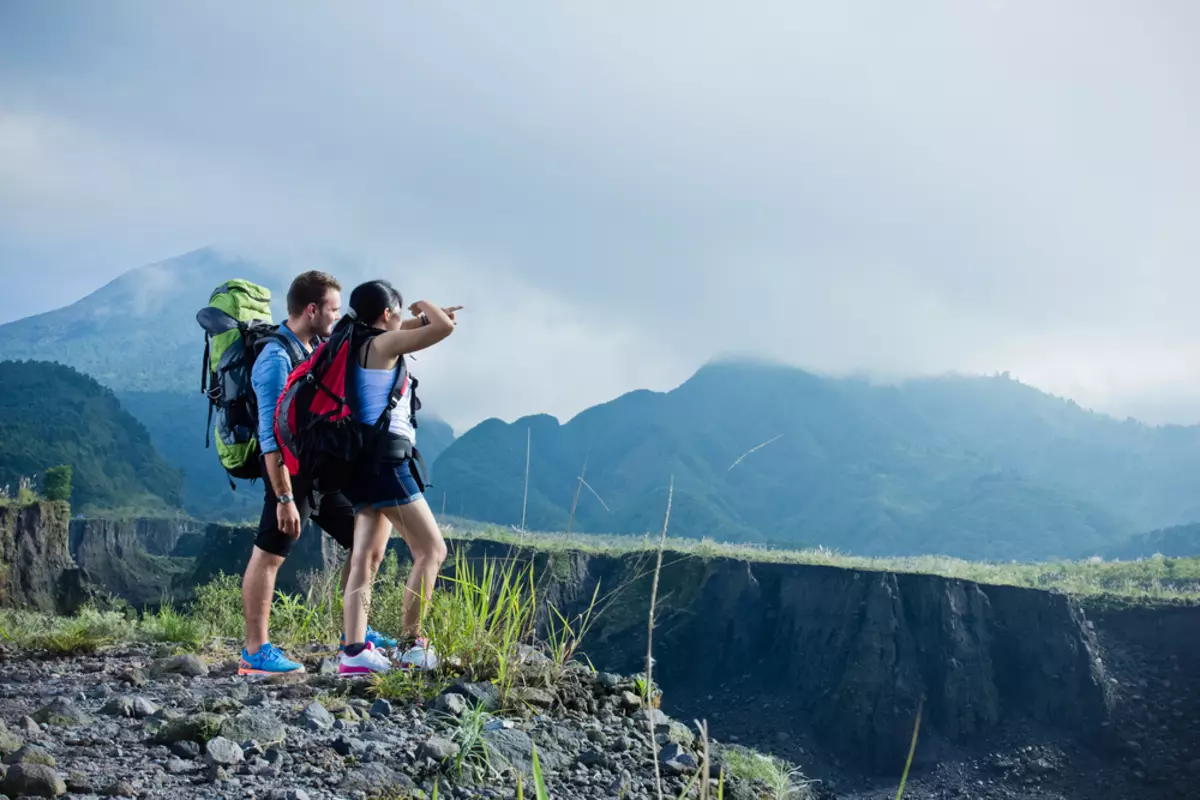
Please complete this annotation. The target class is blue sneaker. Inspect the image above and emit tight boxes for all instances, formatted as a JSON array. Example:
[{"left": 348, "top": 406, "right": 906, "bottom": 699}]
[
  {"left": 339, "top": 626, "right": 398, "bottom": 651},
  {"left": 239, "top": 642, "right": 305, "bottom": 676}
]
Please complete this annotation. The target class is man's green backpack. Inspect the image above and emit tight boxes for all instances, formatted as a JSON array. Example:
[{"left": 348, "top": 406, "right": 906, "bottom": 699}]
[{"left": 196, "top": 280, "right": 304, "bottom": 486}]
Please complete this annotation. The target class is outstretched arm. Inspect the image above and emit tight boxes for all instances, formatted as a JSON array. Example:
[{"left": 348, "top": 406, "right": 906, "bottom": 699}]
[{"left": 373, "top": 301, "right": 458, "bottom": 359}]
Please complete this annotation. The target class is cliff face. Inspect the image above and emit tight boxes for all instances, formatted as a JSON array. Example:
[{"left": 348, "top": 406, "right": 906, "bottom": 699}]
[
  {"left": 425, "top": 540, "right": 1116, "bottom": 773},
  {"left": 67, "top": 518, "right": 201, "bottom": 608},
  {"left": 183, "top": 520, "right": 335, "bottom": 597},
  {"left": 0, "top": 502, "right": 91, "bottom": 613}
]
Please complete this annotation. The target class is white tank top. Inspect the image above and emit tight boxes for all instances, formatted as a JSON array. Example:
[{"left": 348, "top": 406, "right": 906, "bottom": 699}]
[{"left": 353, "top": 360, "right": 415, "bottom": 445}]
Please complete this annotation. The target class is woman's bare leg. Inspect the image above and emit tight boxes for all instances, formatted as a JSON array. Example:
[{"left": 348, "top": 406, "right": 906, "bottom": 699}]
[
  {"left": 342, "top": 509, "right": 391, "bottom": 645},
  {"left": 381, "top": 496, "right": 447, "bottom": 638}
]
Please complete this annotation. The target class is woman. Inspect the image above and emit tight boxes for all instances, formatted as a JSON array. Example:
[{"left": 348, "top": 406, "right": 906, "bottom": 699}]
[{"left": 336, "top": 279, "right": 459, "bottom": 675}]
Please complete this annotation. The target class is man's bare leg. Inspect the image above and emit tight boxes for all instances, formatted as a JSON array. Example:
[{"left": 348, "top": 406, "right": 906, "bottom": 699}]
[{"left": 243, "top": 545, "right": 285, "bottom": 654}]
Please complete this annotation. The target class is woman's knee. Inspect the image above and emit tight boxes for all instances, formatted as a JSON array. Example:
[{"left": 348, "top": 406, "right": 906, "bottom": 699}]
[{"left": 351, "top": 544, "right": 386, "bottom": 573}]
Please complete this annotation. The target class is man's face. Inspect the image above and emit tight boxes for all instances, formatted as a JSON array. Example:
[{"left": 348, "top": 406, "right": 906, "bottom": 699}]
[{"left": 312, "top": 289, "right": 342, "bottom": 337}]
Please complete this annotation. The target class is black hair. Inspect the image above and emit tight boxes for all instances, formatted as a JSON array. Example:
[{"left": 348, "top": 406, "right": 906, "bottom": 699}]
[{"left": 334, "top": 279, "right": 403, "bottom": 332}]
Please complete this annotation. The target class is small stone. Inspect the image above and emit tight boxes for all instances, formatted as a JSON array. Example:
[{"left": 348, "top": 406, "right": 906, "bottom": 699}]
[
  {"left": 660, "top": 742, "right": 697, "bottom": 775},
  {"left": 368, "top": 699, "right": 393, "bottom": 718},
  {"left": 3, "top": 745, "right": 56, "bottom": 767},
  {"left": 318, "top": 659, "right": 338, "bottom": 675},
  {"left": 447, "top": 681, "right": 500, "bottom": 712},
  {"left": 435, "top": 692, "right": 469, "bottom": 717},
  {"left": 151, "top": 653, "right": 209, "bottom": 677},
  {"left": 656, "top": 721, "right": 695, "bottom": 748},
  {"left": 0, "top": 726, "right": 22, "bottom": 757},
  {"left": 220, "top": 709, "right": 286, "bottom": 745},
  {"left": 418, "top": 737, "right": 459, "bottom": 762},
  {"left": 33, "top": 698, "right": 94, "bottom": 727},
  {"left": 1, "top": 762, "right": 67, "bottom": 797},
  {"left": 170, "top": 740, "right": 202, "bottom": 759},
  {"left": 578, "top": 749, "right": 610, "bottom": 767},
  {"left": 167, "top": 757, "right": 198, "bottom": 774},
  {"left": 18, "top": 717, "right": 41, "bottom": 736},
  {"left": 597, "top": 672, "right": 622, "bottom": 689},
  {"left": 513, "top": 687, "right": 555, "bottom": 709},
  {"left": 119, "top": 668, "right": 148, "bottom": 687},
  {"left": 100, "top": 696, "right": 136, "bottom": 718},
  {"left": 332, "top": 736, "right": 366, "bottom": 757},
  {"left": 300, "top": 702, "right": 334, "bottom": 732},
  {"left": 131, "top": 696, "right": 159, "bottom": 719},
  {"left": 1029, "top": 758, "right": 1057, "bottom": 775},
  {"left": 621, "top": 691, "right": 643, "bottom": 710},
  {"left": 65, "top": 770, "right": 92, "bottom": 793},
  {"left": 205, "top": 736, "right": 244, "bottom": 767},
  {"left": 198, "top": 696, "right": 244, "bottom": 715},
  {"left": 103, "top": 780, "right": 137, "bottom": 797}
]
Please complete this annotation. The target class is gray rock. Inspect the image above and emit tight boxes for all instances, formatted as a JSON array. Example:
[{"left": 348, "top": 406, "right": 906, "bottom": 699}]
[
  {"left": 167, "top": 757, "right": 198, "bottom": 774},
  {"left": 435, "top": 692, "right": 469, "bottom": 717},
  {"left": 119, "top": 668, "right": 148, "bottom": 687},
  {"left": 513, "top": 687, "right": 555, "bottom": 709},
  {"left": 656, "top": 720, "right": 695, "bottom": 748},
  {"left": 578, "top": 749, "right": 611, "bottom": 768},
  {"left": 2, "top": 745, "right": 55, "bottom": 767},
  {"left": 597, "top": 672, "right": 623, "bottom": 689},
  {"left": 151, "top": 654, "right": 209, "bottom": 677},
  {"left": 170, "top": 740, "right": 202, "bottom": 759},
  {"left": 318, "top": 658, "right": 338, "bottom": 675},
  {"left": 65, "top": 770, "right": 92, "bottom": 793},
  {"left": 131, "top": 696, "right": 159, "bottom": 719},
  {"left": 482, "top": 727, "right": 567, "bottom": 777},
  {"left": 103, "top": 780, "right": 137, "bottom": 797},
  {"left": 17, "top": 717, "right": 41, "bottom": 736},
  {"left": 659, "top": 742, "right": 697, "bottom": 775},
  {"left": 341, "top": 763, "right": 411, "bottom": 795},
  {"left": 0, "top": 763, "right": 66, "bottom": 797},
  {"left": 33, "top": 697, "right": 94, "bottom": 727},
  {"left": 368, "top": 699, "right": 393, "bottom": 718},
  {"left": 100, "top": 696, "right": 136, "bottom": 718},
  {"left": 418, "top": 737, "right": 460, "bottom": 762},
  {"left": 300, "top": 701, "right": 334, "bottom": 732},
  {"left": 0, "top": 722, "right": 22, "bottom": 756},
  {"left": 205, "top": 736, "right": 244, "bottom": 767},
  {"left": 220, "top": 709, "right": 286, "bottom": 745},
  {"left": 332, "top": 736, "right": 367, "bottom": 757},
  {"left": 151, "top": 712, "right": 226, "bottom": 744},
  {"left": 621, "top": 691, "right": 643, "bottom": 710},
  {"left": 447, "top": 681, "right": 500, "bottom": 712},
  {"left": 198, "top": 696, "right": 244, "bottom": 715}
]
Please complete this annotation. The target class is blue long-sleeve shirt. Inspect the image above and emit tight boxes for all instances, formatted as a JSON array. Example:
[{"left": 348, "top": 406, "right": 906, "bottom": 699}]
[{"left": 252, "top": 322, "right": 310, "bottom": 455}]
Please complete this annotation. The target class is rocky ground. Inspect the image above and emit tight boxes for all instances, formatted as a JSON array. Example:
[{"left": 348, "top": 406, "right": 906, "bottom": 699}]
[
  {"left": 1, "top": 633, "right": 1196, "bottom": 800},
  {"left": 0, "top": 641, "right": 791, "bottom": 800}
]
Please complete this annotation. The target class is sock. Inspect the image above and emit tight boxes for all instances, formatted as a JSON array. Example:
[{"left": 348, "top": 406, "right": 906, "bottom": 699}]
[{"left": 344, "top": 642, "right": 368, "bottom": 657}]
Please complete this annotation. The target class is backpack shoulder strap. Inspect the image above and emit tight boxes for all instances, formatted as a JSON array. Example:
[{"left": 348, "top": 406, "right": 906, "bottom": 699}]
[{"left": 254, "top": 329, "right": 307, "bottom": 370}]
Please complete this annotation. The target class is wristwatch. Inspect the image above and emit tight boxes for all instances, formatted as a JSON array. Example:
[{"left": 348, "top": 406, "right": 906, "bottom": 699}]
[
  {"left": 277, "top": 493, "right": 294, "bottom": 505},
  {"left": 419, "top": 312, "right": 430, "bottom": 326}
]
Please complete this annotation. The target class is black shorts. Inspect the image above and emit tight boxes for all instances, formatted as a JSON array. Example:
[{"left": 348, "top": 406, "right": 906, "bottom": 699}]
[{"left": 255, "top": 475, "right": 355, "bottom": 558}]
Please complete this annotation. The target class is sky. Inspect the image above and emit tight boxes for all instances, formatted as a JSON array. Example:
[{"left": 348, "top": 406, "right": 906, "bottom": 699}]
[{"left": 1, "top": 1, "right": 1199, "bottom": 430}]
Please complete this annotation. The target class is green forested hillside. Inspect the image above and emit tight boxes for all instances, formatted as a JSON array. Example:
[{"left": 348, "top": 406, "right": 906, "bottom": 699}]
[
  {"left": 432, "top": 361, "right": 1196, "bottom": 561},
  {"left": 1102, "top": 523, "right": 1200, "bottom": 560},
  {"left": 0, "top": 360, "right": 183, "bottom": 512}
]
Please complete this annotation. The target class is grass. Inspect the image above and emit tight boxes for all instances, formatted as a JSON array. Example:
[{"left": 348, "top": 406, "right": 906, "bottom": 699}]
[
  {"left": 0, "top": 606, "right": 128, "bottom": 654},
  {"left": 442, "top": 520, "right": 1200, "bottom": 604},
  {"left": 719, "top": 744, "right": 814, "bottom": 799}
]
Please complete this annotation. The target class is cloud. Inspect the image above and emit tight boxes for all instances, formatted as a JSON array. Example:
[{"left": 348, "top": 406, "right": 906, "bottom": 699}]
[{"left": 1, "top": 1, "right": 1199, "bottom": 425}]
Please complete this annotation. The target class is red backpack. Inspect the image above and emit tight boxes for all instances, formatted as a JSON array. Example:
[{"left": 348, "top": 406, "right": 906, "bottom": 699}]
[{"left": 273, "top": 320, "right": 421, "bottom": 488}]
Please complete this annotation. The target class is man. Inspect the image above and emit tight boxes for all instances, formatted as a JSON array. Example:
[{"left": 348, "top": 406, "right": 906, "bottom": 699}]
[{"left": 238, "top": 270, "right": 397, "bottom": 675}]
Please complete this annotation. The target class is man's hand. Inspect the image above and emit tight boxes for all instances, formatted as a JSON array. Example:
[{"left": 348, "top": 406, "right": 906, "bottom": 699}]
[{"left": 277, "top": 501, "right": 302, "bottom": 539}]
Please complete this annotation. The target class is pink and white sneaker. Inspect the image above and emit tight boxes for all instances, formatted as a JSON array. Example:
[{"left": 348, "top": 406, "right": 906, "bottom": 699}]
[{"left": 338, "top": 641, "right": 393, "bottom": 675}]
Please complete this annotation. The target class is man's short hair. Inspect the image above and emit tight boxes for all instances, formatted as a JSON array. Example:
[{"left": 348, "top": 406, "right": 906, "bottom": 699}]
[{"left": 286, "top": 270, "right": 341, "bottom": 315}]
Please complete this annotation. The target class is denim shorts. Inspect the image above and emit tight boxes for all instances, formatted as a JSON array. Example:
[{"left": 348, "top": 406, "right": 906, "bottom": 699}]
[{"left": 345, "top": 460, "right": 424, "bottom": 514}]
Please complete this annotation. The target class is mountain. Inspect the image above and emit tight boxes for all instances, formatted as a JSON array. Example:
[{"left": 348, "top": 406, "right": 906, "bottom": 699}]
[
  {"left": 432, "top": 360, "right": 1200, "bottom": 561},
  {"left": 1101, "top": 523, "right": 1200, "bottom": 560},
  {"left": 0, "top": 360, "right": 182, "bottom": 513},
  {"left": 0, "top": 247, "right": 457, "bottom": 519}
]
